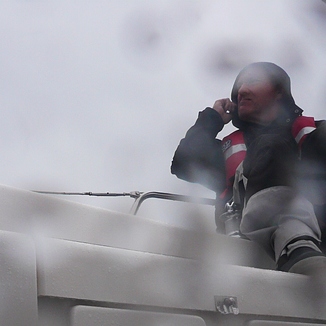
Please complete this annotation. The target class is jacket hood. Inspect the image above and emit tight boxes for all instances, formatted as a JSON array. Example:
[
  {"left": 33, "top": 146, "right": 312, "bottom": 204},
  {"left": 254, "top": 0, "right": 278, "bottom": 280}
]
[{"left": 230, "top": 62, "right": 303, "bottom": 130}]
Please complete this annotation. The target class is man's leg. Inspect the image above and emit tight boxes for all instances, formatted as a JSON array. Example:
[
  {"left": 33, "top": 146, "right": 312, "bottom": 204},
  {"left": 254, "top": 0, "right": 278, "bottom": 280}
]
[{"left": 240, "top": 133, "right": 326, "bottom": 275}]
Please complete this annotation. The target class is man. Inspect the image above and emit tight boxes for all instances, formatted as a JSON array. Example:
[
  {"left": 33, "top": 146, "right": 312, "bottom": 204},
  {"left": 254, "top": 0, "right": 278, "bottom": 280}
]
[{"left": 171, "top": 62, "right": 326, "bottom": 276}]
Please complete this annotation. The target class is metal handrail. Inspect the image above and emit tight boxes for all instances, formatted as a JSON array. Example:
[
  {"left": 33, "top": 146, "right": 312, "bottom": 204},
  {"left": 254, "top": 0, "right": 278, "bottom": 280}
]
[
  {"left": 33, "top": 189, "right": 216, "bottom": 216},
  {"left": 129, "top": 191, "right": 216, "bottom": 215}
]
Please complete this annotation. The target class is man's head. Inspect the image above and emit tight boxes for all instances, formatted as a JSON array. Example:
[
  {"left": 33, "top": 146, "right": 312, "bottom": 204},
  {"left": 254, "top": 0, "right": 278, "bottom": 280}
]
[{"left": 231, "top": 62, "right": 302, "bottom": 126}]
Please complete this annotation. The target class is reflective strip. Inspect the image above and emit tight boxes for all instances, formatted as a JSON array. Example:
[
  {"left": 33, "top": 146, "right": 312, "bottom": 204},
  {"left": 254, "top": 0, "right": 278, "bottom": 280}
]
[
  {"left": 294, "top": 126, "right": 316, "bottom": 144},
  {"left": 224, "top": 143, "right": 247, "bottom": 160}
]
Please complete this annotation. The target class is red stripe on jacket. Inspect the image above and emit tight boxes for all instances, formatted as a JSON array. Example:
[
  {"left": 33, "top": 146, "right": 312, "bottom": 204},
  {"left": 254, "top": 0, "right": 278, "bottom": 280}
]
[{"left": 219, "top": 116, "right": 316, "bottom": 199}]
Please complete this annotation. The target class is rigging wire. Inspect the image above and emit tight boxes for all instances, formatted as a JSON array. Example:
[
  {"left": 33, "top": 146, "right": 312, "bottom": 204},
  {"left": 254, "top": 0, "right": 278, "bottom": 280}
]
[{"left": 33, "top": 190, "right": 143, "bottom": 199}]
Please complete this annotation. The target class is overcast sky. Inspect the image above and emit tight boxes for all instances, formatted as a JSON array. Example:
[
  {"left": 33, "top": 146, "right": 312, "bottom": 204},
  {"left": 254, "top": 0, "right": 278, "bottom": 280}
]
[{"left": 1, "top": 0, "right": 326, "bottom": 227}]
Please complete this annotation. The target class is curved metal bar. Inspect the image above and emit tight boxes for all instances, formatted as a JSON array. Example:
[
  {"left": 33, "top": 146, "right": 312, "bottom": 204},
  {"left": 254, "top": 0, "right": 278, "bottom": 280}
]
[{"left": 129, "top": 191, "right": 216, "bottom": 215}]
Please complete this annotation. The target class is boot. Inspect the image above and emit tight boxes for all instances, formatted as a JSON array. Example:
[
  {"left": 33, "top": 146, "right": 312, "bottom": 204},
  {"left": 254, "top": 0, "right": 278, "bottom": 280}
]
[
  {"left": 288, "top": 255, "right": 326, "bottom": 278},
  {"left": 283, "top": 247, "right": 326, "bottom": 280}
]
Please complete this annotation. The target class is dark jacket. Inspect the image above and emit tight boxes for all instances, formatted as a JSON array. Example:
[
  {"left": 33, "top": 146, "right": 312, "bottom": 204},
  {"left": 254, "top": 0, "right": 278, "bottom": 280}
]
[
  {"left": 171, "top": 107, "right": 326, "bottom": 240},
  {"left": 171, "top": 107, "right": 298, "bottom": 199},
  {"left": 171, "top": 108, "right": 227, "bottom": 194}
]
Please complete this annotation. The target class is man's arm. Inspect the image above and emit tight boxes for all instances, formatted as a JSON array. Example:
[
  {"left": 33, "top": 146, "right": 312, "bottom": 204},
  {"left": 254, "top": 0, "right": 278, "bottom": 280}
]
[
  {"left": 171, "top": 107, "right": 227, "bottom": 192},
  {"left": 301, "top": 120, "right": 326, "bottom": 163}
]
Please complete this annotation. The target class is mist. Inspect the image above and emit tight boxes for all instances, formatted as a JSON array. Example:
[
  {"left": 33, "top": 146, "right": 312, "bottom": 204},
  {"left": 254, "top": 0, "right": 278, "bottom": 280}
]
[{"left": 1, "top": 0, "right": 326, "bottom": 228}]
